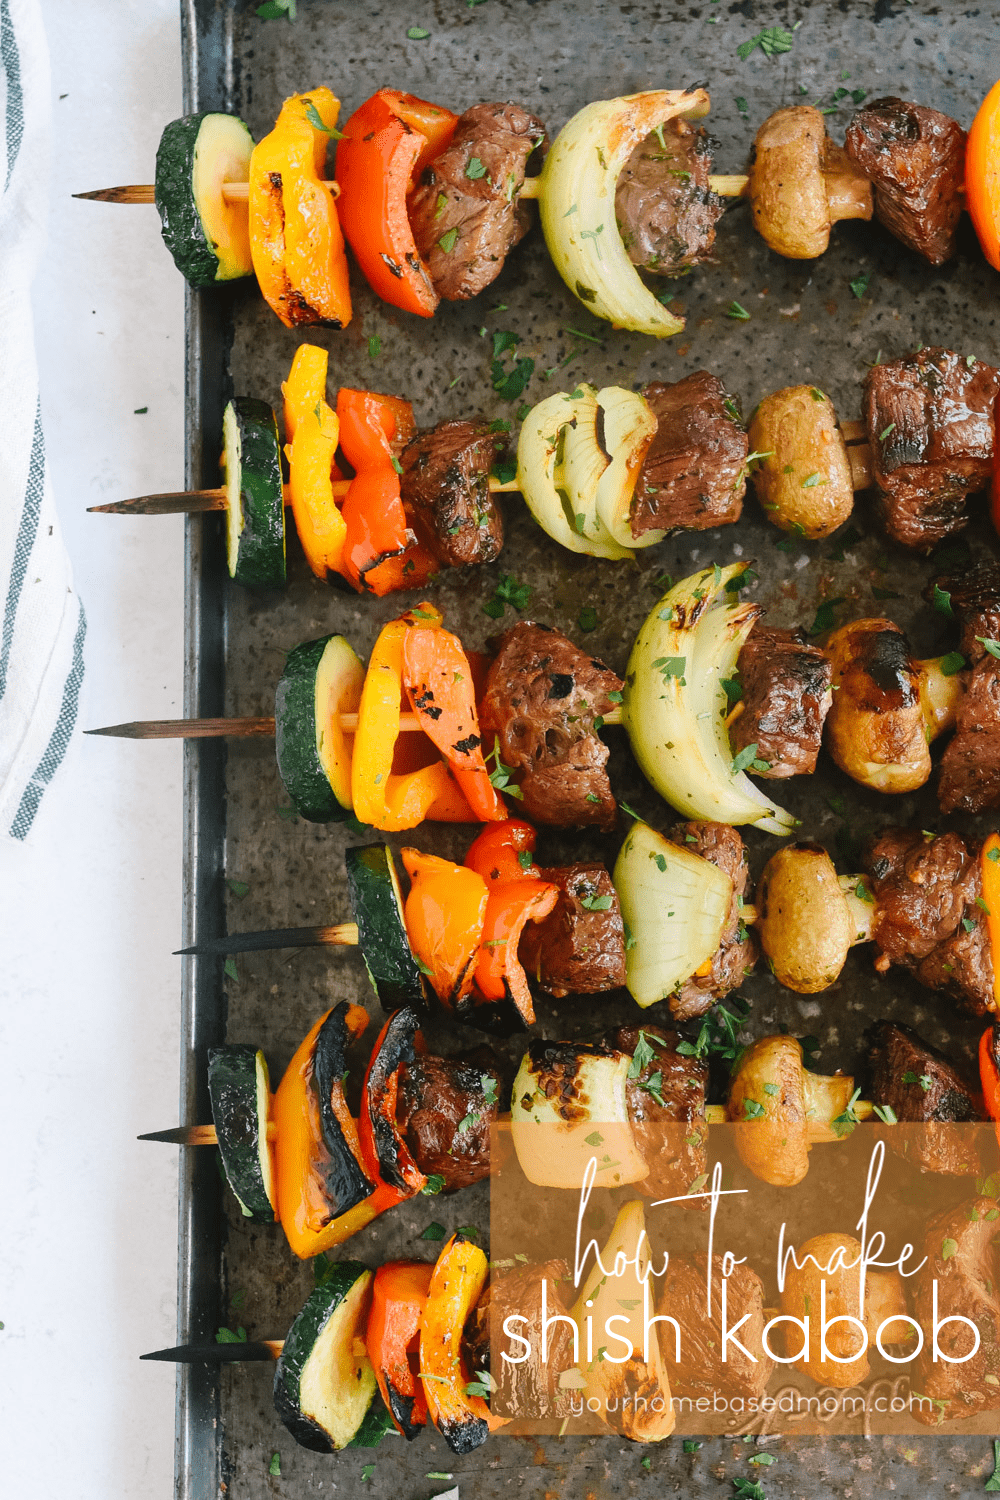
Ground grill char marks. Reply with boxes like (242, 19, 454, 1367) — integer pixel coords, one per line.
(845, 97, 966, 265)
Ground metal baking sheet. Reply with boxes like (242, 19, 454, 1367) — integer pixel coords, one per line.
(175, 1, 1000, 1495)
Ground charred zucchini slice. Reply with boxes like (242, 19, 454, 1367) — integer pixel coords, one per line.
(275, 635, 363, 822)
(154, 112, 254, 286)
(273, 1263, 377, 1452)
(222, 398, 286, 589)
(207, 1045, 276, 1221)
(346, 844, 426, 1012)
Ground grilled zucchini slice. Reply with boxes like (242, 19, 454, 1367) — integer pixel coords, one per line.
(154, 112, 254, 286)
(275, 635, 363, 822)
(222, 397, 286, 589)
(273, 1263, 377, 1452)
(346, 843, 426, 1012)
(207, 1045, 275, 1221)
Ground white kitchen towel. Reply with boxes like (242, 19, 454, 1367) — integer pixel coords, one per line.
(0, 0, 85, 841)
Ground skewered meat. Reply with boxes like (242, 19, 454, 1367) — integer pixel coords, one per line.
(519, 863, 626, 997)
(658, 1254, 773, 1403)
(911, 1198, 1000, 1424)
(666, 821, 756, 1021)
(479, 622, 622, 829)
(863, 828, 994, 1014)
(932, 564, 1000, 663)
(399, 419, 504, 568)
(615, 116, 724, 276)
(864, 1020, 982, 1175)
(409, 103, 546, 301)
(731, 626, 833, 777)
(397, 1052, 498, 1188)
(629, 372, 748, 535)
(863, 347, 1000, 550)
(845, 97, 966, 265)
(608, 1024, 708, 1203)
(939, 656, 1000, 814)
(469, 1260, 575, 1420)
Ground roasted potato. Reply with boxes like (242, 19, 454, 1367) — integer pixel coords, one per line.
(748, 107, 872, 259)
(748, 386, 854, 538)
(779, 1232, 906, 1387)
(824, 618, 931, 793)
(755, 844, 853, 992)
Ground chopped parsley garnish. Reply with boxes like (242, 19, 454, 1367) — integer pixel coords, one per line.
(940, 651, 966, 675)
(985, 1438, 1000, 1491)
(361, 1463, 375, 1483)
(303, 100, 345, 138)
(721, 675, 743, 710)
(483, 572, 532, 617)
(831, 1086, 863, 1138)
(879, 422, 896, 440)
(808, 596, 846, 636)
(653, 655, 686, 683)
(269, 1452, 281, 1477)
(742, 1098, 766, 1120)
(486, 736, 523, 799)
(726, 300, 751, 320)
(933, 583, 954, 618)
(849, 271, 871, 300)
(872, 1103, 898, 1124)
(465, 156, 487, 179)
(256, 0, 295, 17)
(676, 996, 751, 1062)
(419, 1221, 447, 1241)
(406, 25, 430, 39)
(580, 892, 613, 911)
(578, 605, 599, 632)
(465, 1370, 496, 1398)
(438, 226, 459, 254)
(737, 25, 795, 60)
(367, 335, 381, 359)
(421, 1174, 446, 1195)
(226, 878, 250, 899)
(735, 96, 749, 117)
(731, 742, 770, 775)
(215, 1326, 247, 1344)
(223, 958, 239, 984)
(977, 637, 1000, 659)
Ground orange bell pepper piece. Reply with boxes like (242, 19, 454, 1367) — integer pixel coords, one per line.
(351, 608, 456, 831)
(474, 878, 559, 1026)
(282, 343, 346, 580)
(368, 1262, 433, 1439)
(401, 848, 489, 1006)
(272, 1004, 379, 1259)
(982, 833, 1000, 1010)
(967, 79, 1000, 272)
(403, 627, 506, 822)
(358, 1010, 426, 1216)
(248, 88, 352, 328)
(337, 388, 417, 591)
(336, 89, 458, 317)
(464, 818, 540, 885)
(419, 1234, 507, 1446)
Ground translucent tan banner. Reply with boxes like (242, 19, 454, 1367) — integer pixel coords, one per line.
(487, 1119, 1000, 1437)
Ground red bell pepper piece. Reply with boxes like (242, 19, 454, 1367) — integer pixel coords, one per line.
(980, 1024, 1000, 1157)
(402, 848, 490, 1007)
(403, 627, 506, 822)
(967, 79, 1000, 273)
(474, 877, 558, 1026)
(359, 1010, 427, 1214)
(464, 818, 540, 886)
(336, 89, 458, 317)
(336, 388, 414, 591)
(367, 1261, 433, 1439)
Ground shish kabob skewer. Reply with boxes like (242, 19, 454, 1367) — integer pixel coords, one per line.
(77, 79, 1000, 340)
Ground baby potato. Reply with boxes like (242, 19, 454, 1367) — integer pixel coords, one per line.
(727, 1034, 809, 1186)
(749, 107, 831, 258)
(825, 619, 931, 793)
(756, 844, 853, 992)
(749, 386, 854, 538)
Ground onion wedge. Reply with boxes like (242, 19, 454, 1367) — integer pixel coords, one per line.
(510, 1042, 648, 1189)
(516, 390, 634, 559)
(622, 563, 797, 834)
(538, 88, 710, 336)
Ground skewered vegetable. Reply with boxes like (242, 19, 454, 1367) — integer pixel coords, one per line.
(281, 343, 345, 580)
(207, 1045, 276, 1221)
(510, 1040, 649, 1189)
(623, 563, 797, 835)
(154, 112, 255, 285)
(274, 635, 362, 823)
(273, 1262, 378, 1450)
(967, 79, 1000, 270)
(418, 1232, 504, 1453)
(345, 844, 426, 1011)
(778, 1233, 906, 1388)
(222, 397, 286, 589)
(748, 386, 856, 538)
(367, 1262, 432, 1439)
(754, 844, 865, 994)
(748, 106, 872, 259)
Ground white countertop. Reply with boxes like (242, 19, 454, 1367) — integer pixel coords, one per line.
(3, 3, 184, 1495)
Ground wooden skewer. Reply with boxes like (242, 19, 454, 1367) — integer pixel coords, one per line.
(704, 1100, 874, 1141)
(138, 1121, 279, 1144)
(173, 922, 359, 957)
(86, 707, 624, 740)
(87, 474, 521, 516)
(141, 1339, 283, 1363)
(74, 180, 339, 204)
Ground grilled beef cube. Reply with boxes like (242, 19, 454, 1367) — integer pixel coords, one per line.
(666, 821, 757, 1021)
(731, 626, 833, 778)
(408, 102, 545, 301)
(864, 828, 994, 1013)
(473, 1260, 575, 1419)
(863, 347, 1000, 550)
(479, 622, 622, 829)
(608, 1024, 708, 1204)
(845, 97, 966, 265)
(930, 564, 1000, 664)
(912, 1199, 1000, 1424)
(939, 656, 1000, 814)
(399, 419, 504, 568)
(397, 1052, 499, 1189)
(615, 116, 724, 276)
(865, 1020, 981, 1176)
(659, 1254, 773, 1402)
(630, 372, 748, 536)
(519, 863, 625, 997)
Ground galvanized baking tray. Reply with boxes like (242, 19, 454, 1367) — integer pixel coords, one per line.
(175, 1, 1000, 1494)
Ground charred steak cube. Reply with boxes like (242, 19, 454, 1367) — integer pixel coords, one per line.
(863, 347, 1000, 550)
(731, 625, 833, 778)
(630, 372, 748, 537)
(659, 1254, 773, 1401)
(845, 97, 966, 266)
(396, 1052, 499, 1189)
(665, 821, 757, 1021)
(615, 116, 724, 276)
(929, 564, 1000, 665)
(608, 1024, 709, 1205)
(519, 863, 625, 997)
(479, 621, 622, 829)
(408, 102, 546, 301)
(864, 1020, 981, 1176)
(938, 655, 1000, 815)
(399, 419, 504, 569)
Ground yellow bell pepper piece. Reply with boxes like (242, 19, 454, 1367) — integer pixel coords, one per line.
(248, 87, 352, 329)
(282, 343, 346, 580)
(352, 607, 455, 832)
